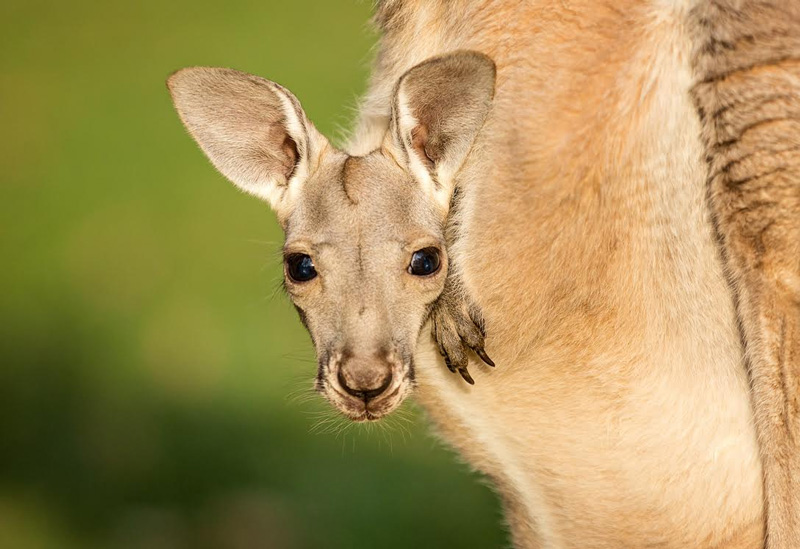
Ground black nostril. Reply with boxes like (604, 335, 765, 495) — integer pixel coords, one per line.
(337, 369, 356, 396)
(337, 369, 393, 402)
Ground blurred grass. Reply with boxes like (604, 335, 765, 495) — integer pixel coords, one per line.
(0, 1, 505, 547)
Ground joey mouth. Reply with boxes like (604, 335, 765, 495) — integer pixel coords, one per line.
(316, 349, 415, 422)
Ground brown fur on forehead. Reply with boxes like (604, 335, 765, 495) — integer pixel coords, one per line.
(342, 153, 440, 227)
(289, 151, 442, 241)
(284, 152, 350, 238)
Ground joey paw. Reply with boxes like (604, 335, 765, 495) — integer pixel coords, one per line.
(430, 293, 494, 385)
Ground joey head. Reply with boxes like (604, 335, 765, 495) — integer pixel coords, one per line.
(167, 51, 496, 420)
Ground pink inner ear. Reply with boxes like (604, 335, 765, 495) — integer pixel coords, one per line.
(280, 135, 299, 180)
(411, 125, 435, 167)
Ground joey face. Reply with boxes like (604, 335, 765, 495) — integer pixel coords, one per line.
(167, 51, 495, 421)
(283, 152, 448, 420)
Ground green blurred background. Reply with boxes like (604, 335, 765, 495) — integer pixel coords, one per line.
(0, 1, 505, 547)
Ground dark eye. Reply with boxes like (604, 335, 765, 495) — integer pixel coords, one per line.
(408, 247, 441, 276)
(286, 254, 317, 282)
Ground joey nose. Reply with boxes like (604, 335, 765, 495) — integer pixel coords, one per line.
(337, 356, 393, 402)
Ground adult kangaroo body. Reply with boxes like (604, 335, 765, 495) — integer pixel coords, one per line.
(355, 1, 799, 547)
(167, 0, 800, 546)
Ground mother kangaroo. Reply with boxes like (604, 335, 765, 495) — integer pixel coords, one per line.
(167, 0, 800, 547)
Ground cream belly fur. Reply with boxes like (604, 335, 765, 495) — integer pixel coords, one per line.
(356, 1, 765, 547)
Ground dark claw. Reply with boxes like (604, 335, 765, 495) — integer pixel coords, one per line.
(475, 348, 495, 367)
(458, 368, 475, 385)
(443, 355, 456, 373)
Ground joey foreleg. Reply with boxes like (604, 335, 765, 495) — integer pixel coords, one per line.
(430, 274, 494, 384)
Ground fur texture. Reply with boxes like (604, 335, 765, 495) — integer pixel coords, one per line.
(354, 0, 792, 546)
(689, 2, 800, 547)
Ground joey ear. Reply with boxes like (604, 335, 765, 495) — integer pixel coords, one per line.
(167, 67, 328, 219)
(389, 51, 496, 210)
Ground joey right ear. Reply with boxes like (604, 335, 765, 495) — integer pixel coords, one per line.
(167, 67, 329, 219)
(387, 51, 496, 212)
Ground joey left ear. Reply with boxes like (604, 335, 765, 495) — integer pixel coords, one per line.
(167, 67, 329, 221)
(388, 50, 496, 210)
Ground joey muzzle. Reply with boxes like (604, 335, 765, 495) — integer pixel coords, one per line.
(337, 350, 394, 403)
(323, 346, 410, 421)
